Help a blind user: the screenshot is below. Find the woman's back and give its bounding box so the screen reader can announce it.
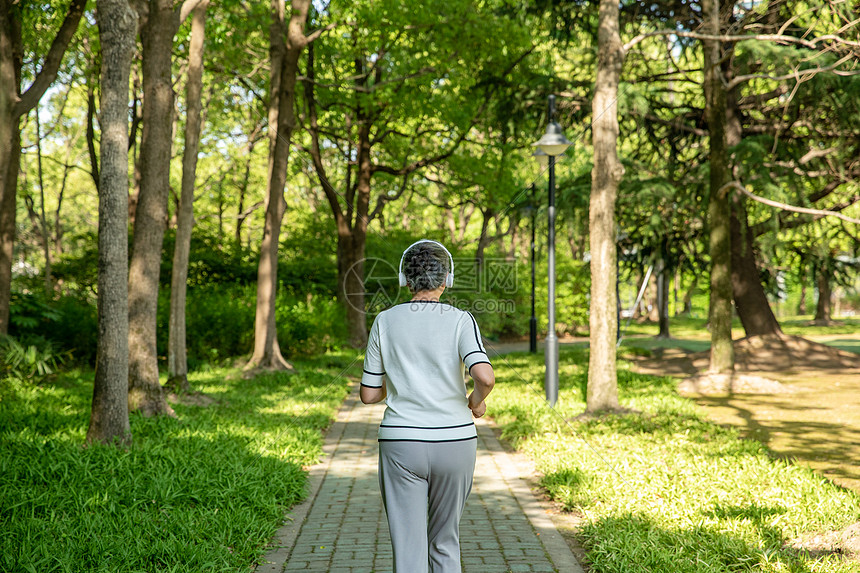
[362,300,490,443]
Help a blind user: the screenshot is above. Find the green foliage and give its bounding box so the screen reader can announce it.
[9,292,97,365]
[8,284,347,371]
[0,336,65,382]
[0,352,358,572]
[155,286,347,367]
[275,294,347,358]
[8,291,63,331]
[488,348,860,573]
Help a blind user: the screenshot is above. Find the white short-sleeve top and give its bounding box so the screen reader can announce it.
[361,300,491,442]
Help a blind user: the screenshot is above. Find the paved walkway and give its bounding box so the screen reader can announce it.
[256,386,584,573]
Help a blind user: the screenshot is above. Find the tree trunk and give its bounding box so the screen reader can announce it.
[35,110,52,292]
[235,120,262,249]
[682,275,697,315]
[128,0,182,416]
[53,117,76,258]
[128,71,142,223]
[655,252,670,338]
[340,120,372,348]
[87,0,136,446]
[248,0,313,369]
[86,57,100,192]
[586,0,623,413]
[475,208,493,269]
[0,0,85,333]
[725,66,782,338]
[338,232,367,347]
[646,271,659,322]
[730,194,783,335]
[167,0,208,392]
[445,207,457,245]
[814,265,832,324]
[797,276,808,315]
[0,123,20,337]
[703,0,734,374]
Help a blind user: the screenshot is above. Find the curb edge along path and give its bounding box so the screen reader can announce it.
[255,385,584,573]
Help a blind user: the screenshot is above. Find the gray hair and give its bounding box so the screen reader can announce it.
[403,242,450,292]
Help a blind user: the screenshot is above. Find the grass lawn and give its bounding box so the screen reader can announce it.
[488,347,860,573]
[0,350,361,573]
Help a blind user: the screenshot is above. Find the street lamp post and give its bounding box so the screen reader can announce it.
[528,183,537,353]
[533,95,571,407]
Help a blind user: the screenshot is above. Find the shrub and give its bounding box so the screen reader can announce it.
[277,294,347,357]
[9,292,97,366]
[0,335,66,381]
[156,286,348,368]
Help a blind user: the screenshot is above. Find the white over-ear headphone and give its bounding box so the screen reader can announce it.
[398,239,454,288]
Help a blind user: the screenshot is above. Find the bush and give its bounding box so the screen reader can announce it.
[277,294,347,357]
[156,285,348,368]
[9,292,97,366]
[0,335,66,382]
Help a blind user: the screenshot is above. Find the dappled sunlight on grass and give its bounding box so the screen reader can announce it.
[0,351,361,572]
[488,348,860,573]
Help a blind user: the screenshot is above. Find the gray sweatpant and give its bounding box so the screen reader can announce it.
[378,439,477,573]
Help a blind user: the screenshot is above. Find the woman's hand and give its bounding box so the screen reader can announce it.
[470,400,487,418]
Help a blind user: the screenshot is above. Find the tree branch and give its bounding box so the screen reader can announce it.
[14,0,86,116]
[727,52,858,90]
[178,0,206,24]
[302,22,337,47]
[726,181,860,226]
[369,172,410,221]
[623,28,859,55]
[304,44,346,226]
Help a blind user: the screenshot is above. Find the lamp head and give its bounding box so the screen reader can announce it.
[532,148,549,169]
[534,120,572,156]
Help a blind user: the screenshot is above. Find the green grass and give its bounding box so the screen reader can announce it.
[0,350,360,573]
[779,317,860,337]
[622,314,860,341]
[620,315,745,340]
[489,348,860,573]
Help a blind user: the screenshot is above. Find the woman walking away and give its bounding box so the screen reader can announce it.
[360,239,495,573]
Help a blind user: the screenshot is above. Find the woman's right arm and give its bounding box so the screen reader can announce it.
[468,363,495,417]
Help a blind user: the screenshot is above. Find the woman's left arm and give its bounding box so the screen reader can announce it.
[360,383,387,404]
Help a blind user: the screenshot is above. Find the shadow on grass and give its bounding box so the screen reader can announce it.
[694,394,860,485]
[0,431,309,572]
[0,354,360,573]
[580,511,832,573]
[821,339,860,355]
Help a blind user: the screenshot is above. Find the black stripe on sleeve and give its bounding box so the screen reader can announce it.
[462,349,487,361]
[467,312,485,352]
[360,382,383,389]
[468,360,492,374]
[363,369,385,376]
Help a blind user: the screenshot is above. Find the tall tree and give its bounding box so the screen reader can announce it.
[247,0,323,369]
[702,0,734,374]
[586,0,623,413]
[619,1,858,343]
[87,0,138,446]
[127,0,204,416]
[304,0,530,346]
[0,0,86,334]
[167,0,209,391]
